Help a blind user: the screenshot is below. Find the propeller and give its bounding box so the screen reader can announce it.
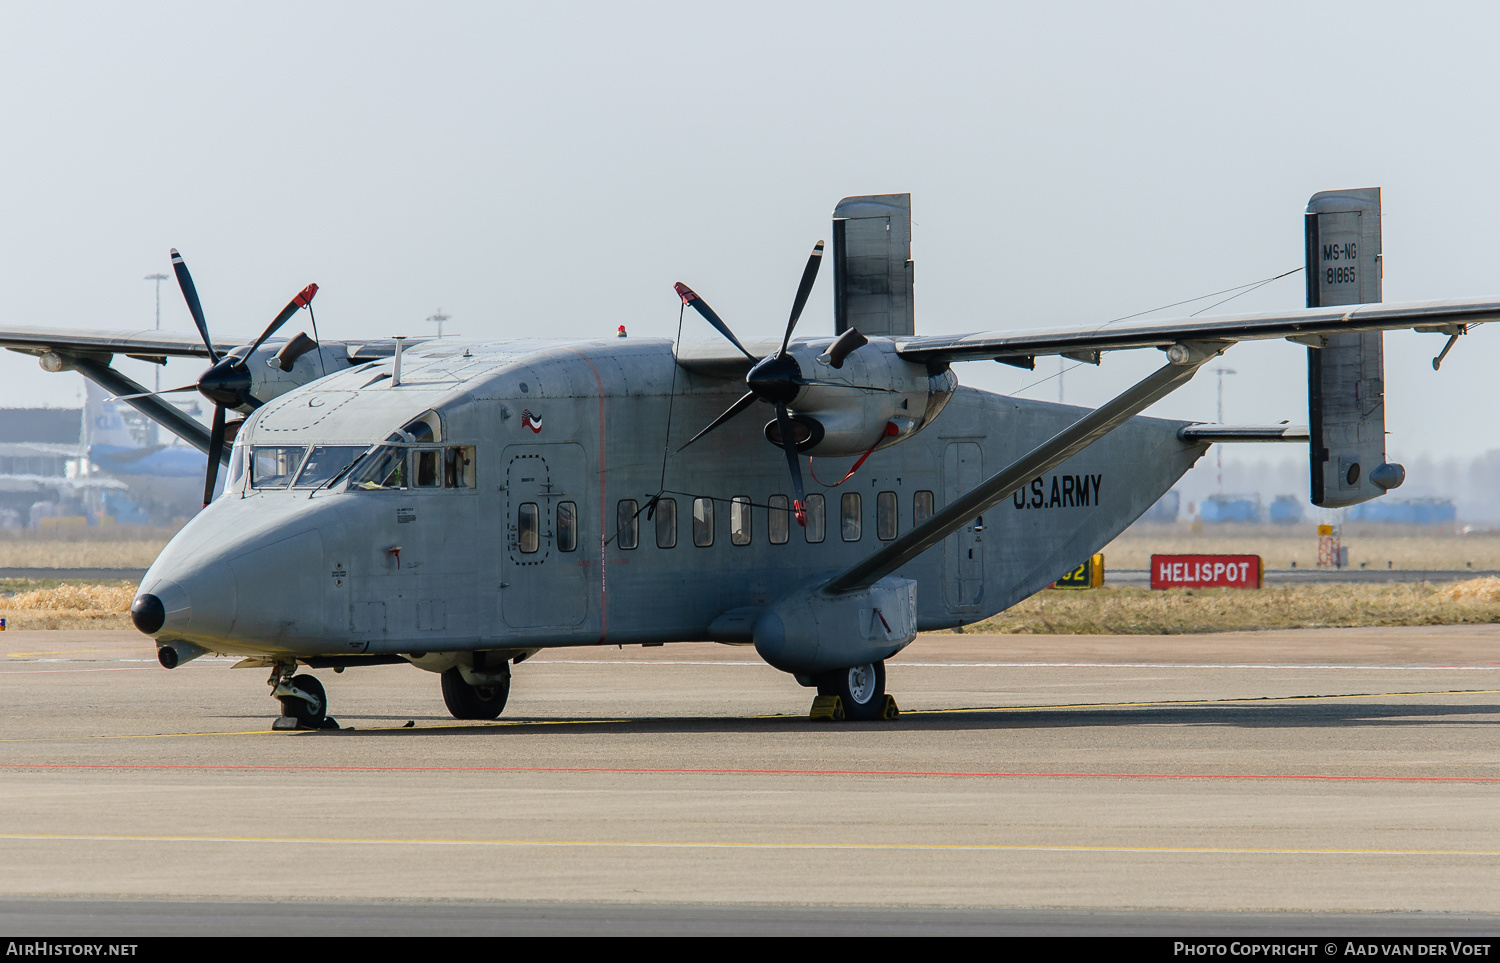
[167,249,318,506]
[675,240,834,526]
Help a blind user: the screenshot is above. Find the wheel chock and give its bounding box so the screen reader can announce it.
[271,716,301,731]
[810,695,844,721]
[880,695,900,720]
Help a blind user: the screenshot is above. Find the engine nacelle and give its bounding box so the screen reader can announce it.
[766,340,956,456]
[223,338,355,412]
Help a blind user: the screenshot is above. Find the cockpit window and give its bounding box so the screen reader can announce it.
[294,446,370,489]
[250,446,308,489]
[348,445,407,490]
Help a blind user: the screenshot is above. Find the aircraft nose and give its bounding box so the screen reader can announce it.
[130,594,165,634]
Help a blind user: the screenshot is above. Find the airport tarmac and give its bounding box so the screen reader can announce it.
[0,626,1497,935]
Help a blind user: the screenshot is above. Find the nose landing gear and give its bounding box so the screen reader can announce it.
[269,662,339,730]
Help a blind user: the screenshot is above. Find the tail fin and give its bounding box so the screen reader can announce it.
[84,379,144,449]
[1304,187,1405,507]
[832,193,915,337]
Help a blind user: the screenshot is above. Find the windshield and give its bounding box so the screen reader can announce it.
[293,446,370,489]
[249,446,308,489]
[347,445,406,490]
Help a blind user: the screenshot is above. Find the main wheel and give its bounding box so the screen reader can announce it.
[816,661,886,721]
[441,667,510,720]
[277,674,326,728]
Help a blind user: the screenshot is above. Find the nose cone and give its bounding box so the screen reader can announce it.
[197,356,250,409]
[131,593,165,634]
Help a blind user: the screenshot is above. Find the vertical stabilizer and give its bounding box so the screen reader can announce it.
[1305,187,1404,507]
[832,193,915,337]
[84,379,140,449]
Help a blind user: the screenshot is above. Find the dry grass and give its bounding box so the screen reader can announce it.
[0,581,135,630]
[0,526,179,569]
[970,579,1500,635]
[1105,523,1500,571]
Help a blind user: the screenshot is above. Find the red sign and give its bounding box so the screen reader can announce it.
[1150,554,1262,589]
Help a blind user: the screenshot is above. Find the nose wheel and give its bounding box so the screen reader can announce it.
[270,664,338,730]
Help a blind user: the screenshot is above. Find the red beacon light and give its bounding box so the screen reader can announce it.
[617,325,627,338]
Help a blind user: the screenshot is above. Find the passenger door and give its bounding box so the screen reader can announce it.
[501,443,588,629]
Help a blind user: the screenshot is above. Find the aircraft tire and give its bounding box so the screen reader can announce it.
[815,661,886,721]
[441,667,510,720]
[277,674,327,728]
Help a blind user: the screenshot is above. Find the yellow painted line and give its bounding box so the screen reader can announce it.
[0,717,631,744]
[0,832,1493,856]
[906,688,1500,715]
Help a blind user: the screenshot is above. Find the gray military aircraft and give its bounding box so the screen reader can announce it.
[0,188,1492,726]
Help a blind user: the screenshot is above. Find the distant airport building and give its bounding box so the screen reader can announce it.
[1346,497,1456,525]
[1200,493,1262,524]
[1268,494,1304,525]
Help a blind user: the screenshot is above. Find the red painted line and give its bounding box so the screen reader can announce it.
[0,762,1495,783]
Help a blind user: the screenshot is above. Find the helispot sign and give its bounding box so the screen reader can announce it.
[1150,554,1263,589]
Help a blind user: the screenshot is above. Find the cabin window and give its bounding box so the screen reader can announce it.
[617,500,639,550]
[693,497,714,547]
[841,492,862,542]
[914,490,934,527]
[294,446,368,489]
[518,502,540,553]
[804,493,825,543]
[730,496,752,546]
[414,449,441,488]
[767,495,789,545]
[444,447,474,488]
[350,446,406,489]
[877,491,898,540]
[656,497,677,548]
[557,501,578,552]
[250,446,308,489]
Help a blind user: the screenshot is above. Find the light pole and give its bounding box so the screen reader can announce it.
[426,309,451,338]
[1214,366,1236,491]
[144,272,168,444]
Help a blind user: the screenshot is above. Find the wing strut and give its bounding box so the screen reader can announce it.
[70,357,222,462]
[821,341,1228,596]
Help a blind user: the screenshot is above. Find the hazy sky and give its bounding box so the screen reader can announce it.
[3,2,1498,464]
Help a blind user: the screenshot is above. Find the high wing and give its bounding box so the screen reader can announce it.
[894,297,1500,367]
[0,326,251,363]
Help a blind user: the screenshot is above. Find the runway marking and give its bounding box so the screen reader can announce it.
[1,762,1496,783]
[0,831,1494,856]
[0,666,155,675]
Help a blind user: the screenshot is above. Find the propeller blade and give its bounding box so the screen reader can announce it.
[818,326,867,369]
[674,282,757,363]
[170,249,219,363]
[778,240,824,358]
[774,405,808,527]
[203,405,226,507]
[247,284,319,357]
[677,390,758,452]
[109,384,200,401]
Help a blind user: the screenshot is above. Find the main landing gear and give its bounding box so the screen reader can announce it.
[811,661,899,722]
[269,662,338,730]
[440,656,512,720]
